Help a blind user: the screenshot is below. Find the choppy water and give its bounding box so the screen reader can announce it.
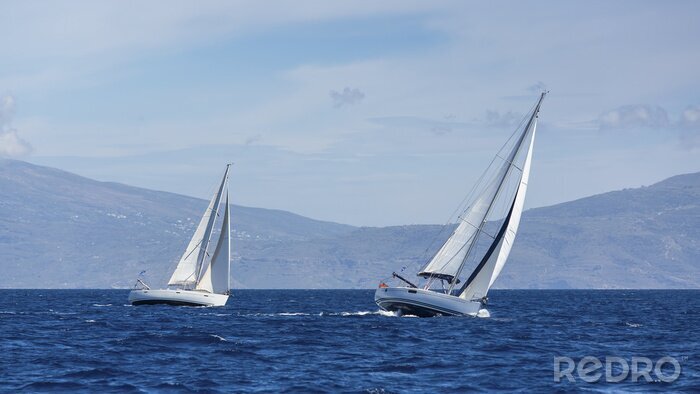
[1,289,698,393]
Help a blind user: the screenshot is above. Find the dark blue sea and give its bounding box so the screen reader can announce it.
[1,290,697,393]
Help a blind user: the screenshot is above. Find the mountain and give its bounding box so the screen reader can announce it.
[0,159,353,288]
[0,159,698,289]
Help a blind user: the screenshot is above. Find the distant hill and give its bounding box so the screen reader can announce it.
[0,159,353,288]
[0,159,698,289]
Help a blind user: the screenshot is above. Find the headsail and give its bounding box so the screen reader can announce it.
[168,165,230,287]
[196,193,231,294]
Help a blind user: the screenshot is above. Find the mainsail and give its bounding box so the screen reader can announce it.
[168,165,230,288]
[419,92,545,296]
[458,123,536,300]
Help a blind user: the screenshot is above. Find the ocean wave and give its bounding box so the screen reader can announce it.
[210,334,228,342]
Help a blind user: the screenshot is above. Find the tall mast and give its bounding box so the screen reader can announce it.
[194,164,231,285]
[446,92,546,293]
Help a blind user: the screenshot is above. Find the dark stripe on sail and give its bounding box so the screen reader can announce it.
[455,197,518,297]
[446,94,544,293]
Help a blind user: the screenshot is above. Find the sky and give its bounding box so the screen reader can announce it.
[1,1,699,226]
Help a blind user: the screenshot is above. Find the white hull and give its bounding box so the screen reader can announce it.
[375,287,482,317]
[128,289,229,307]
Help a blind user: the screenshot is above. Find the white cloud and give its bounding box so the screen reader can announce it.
[598,105,670,130]
[0,95,32,157]
[678,105,700,148]
[679,105,700,129]
[0,130,32,157]
[0,95,15,124]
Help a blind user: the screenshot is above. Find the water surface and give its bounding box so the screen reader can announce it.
[1,289,697,392]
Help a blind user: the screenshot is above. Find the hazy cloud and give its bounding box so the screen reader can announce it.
[679,105,700,129]
[244,134,262,145]
[330,87,365,108]
[598,104,670,130]
[678,105,700,148]
[0,95,32,157]
[482,110,522,128]
[429,114,457,136]
[369,115,470,137]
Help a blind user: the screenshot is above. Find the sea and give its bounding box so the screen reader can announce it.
[1,289,697,393]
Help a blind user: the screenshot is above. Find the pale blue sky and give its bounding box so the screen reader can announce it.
[1,1,699,226]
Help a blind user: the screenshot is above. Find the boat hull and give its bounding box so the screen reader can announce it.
[375,287,481,317]
[128,289,229,307]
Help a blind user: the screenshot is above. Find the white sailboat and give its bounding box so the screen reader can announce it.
[375,92,547,317]
[129,165,232,307]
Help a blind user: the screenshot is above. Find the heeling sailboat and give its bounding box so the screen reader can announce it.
[375,92,547,317]
[129,165,232,307]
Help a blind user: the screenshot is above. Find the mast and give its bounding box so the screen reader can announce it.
[458,124,536,299]
[446,92,546,294]
[195,164,231,285]
[195,185,232,294]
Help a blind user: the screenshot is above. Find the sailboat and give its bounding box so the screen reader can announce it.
[375,92,547,317]
[129,165,232,307]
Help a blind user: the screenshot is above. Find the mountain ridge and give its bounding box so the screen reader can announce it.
[1,159,698,289]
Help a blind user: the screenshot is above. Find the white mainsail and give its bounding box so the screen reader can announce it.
[196,193,231,294]
[418,158,513,281]
[459,122,536,301]
[168,166,230,287]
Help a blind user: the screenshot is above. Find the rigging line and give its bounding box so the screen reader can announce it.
[495,154,524,172]
[457,196,518,297]
[418,156,497,270]
[418,98,538,268]
[492,100,538,158]
[447,94,543,294]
